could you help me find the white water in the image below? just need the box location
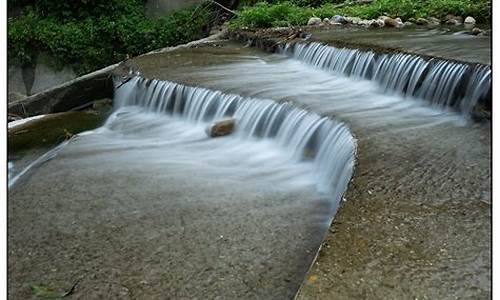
[281,42,491,116]
[114,76,356,203]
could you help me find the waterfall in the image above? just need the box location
[281,42,491,117]
[115,76,356,204]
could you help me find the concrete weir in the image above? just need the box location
[8,29,491,299]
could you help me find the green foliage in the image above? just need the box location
[230,0,491,28]
[8,1,212,75]
[230,2,309,28]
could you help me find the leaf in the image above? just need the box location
[31,284,67,299]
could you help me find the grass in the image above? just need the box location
[229,0,491,29]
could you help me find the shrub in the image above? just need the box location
[230,0,491,28]
[8,2,213,75]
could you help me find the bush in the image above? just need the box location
[230,0,491,28]
[8,1,213,75]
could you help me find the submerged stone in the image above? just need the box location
[206,118,236,137]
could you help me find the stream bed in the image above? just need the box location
[8,30,491,299]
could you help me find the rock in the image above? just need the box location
[368,20,378,28]
[8,113,22,123]
[416,18,429,25]
[471,27,483,35]
[376,19,385,27]
[445,14,463,24]
[446,19,460,25]
[92,98,113,111]
[206,118,236,138]
[395,17,402,23]
[427,17,441,25]
[307,17,322,26]
[368,20,380,28]
[332,15,347,24]
[464,16,476,24]
[384,17,402,28]
[445,14,455,20]
[345,16,361,24]
[408,17,416,23]
[403,21,415,27]
[323,18,330,24]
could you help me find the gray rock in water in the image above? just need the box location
[446,19,460,25]
[307,17,322,26]
[403,21,415,27]
[464,16,476,24]
[416,18,429,25]
[206,118,236,138]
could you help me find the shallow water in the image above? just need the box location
[8,78,355,299]
[311,26,491,64]
[8,36,491,299]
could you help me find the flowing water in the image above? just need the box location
[8,37,491,299]
[280,42,491,117]
[8,69,356,298]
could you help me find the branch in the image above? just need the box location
[207,0,240,16]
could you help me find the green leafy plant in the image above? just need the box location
[230,0,491,29]
[8,1,212,75]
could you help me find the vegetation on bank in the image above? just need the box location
[8,0,213,75]
[230,0,491,28]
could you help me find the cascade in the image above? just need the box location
[281,42,491,116]
[115,76,356,202]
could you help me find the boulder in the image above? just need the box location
[323,18,330,24]
[206,118,236,138]
[395,17,402,23]
[445,14,463,24]
[408,17,416,23]
[464,16,476,24]
[416,18,429,25]
[403,21,415,27]
[471,27,483,35]
[332,15,348,24]
[376,19,385,27]
[384,17,402,28]
[427,17,441,25]
[307,17,322,26]
[345,16,361,24]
